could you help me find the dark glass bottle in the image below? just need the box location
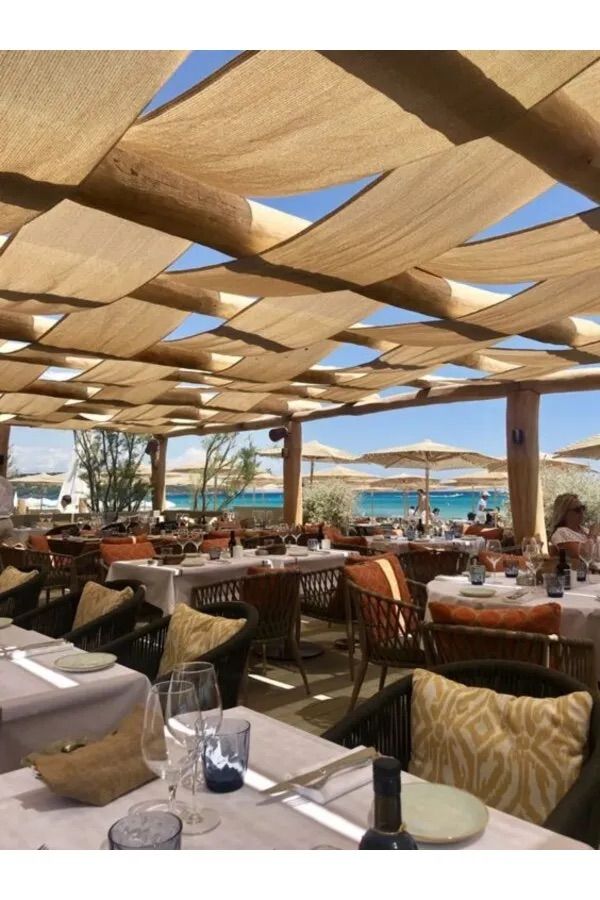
[317,523,325,549]
[359,758,418,850]
[228,529,236,558]
[556,548,572,590]
[417,519,425,536]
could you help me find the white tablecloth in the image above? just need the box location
[367,536,484,554]
[427,574,600,677]
[107,549,350,615]
[0,706,588,850]
[0,625,149,773]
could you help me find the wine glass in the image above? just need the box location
[485,539,503,581]
[129,682,193,816]
[578,539,595,582]
[522,538,543,585]
[169,662,222,834]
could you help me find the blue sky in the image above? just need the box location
[11,51,600,475]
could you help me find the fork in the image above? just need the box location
[37,844,48,850]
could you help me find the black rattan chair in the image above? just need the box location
[99,601,258,708]
[300,565,356,676]
[0,570,45,618]
[402,549,470,610]
[13,579,145,650]
[322,660,600,848]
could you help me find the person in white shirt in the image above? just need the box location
[0,457,15,542]
[475,491,489,523]
[415,489,431,520]
[550,493,598,557]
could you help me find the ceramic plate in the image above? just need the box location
[180,557,205,567]
[403,783,489,844]
[54,652,117,673]
[459,586,496,598]
[0,617,13,629]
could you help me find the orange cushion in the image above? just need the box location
[101,536,136,544]
[334,534,368,547]
[464,525,482,536]
[478,551,526,572]
[345,553,412,604]
[428,601,561,635]
[100,541,156,565]
[28,534,50,553]
[209,530,238,539]
[201,537,230,552]
[324,525,343,541]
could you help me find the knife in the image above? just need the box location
[0,639,70,656]
[262,747,377,795]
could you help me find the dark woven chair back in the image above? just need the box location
[192,577,243,609]
[423,623,597,692]
[70,550,103,592]
[0,570,45,618]
[349,581,423,667]
[182,541,200,553]
[46,524,80,536]
[241,570,300,643]
[300,565,345,621]
[0,545,28,569]
[403,548,469,582]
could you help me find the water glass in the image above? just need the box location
[504,558,519,578]
[469,564,486,585]
[108,812,182,849]
[208,547,222,560]
[307,538,319,551]
[203,719,251,793]
[543,573,565,598]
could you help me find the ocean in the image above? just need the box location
[19,488,507,520]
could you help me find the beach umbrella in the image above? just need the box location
[446,470,509,487]
[359,439,499,526]
[487,454,589,471]
[368,474,440,517]
[11,472,66,511]
[259,440,358,483]
[306,465,377,484]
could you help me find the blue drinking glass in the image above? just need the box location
[203,719,250,793]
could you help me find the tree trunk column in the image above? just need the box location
[283,421,303,525]
[0,424,10,477]
[150,435,168,513]
[506,391,547,550]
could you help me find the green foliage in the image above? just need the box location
[74,430,149,514]
[541,465,600,530]
[303,480,356,527]
[188,435,262,512]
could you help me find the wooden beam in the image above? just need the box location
[150,434,168,513]
[283,421,303,525]
[78,147,309,258]
[0,424,10,477]
[506,391,547,549]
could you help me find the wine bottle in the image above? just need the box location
[359,758,418,850]
[229,529,236,558]
[556,548,572,590]
[317,523,325,549]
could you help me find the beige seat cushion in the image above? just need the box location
[408,668,592,825]
[157,604,246,677]
[72,581,134,630]
[0,566,39,593]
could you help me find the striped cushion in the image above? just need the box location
[158,604,245,676]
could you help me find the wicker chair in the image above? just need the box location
[402,549,470,610]
[322,660,600,848]
[13,579,145,651]
[0,571,45,618]
[347,580,425,710]
[422,622,598,693]
[192,577,243,608]
[300,565,356,676]
[99,601,258,708]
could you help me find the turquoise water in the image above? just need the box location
[21,488,507,519]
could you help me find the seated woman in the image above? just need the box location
[549,493,598,558]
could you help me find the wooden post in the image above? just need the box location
[150,435,168,513]
[283,421,303,525]
[424,466,431,528]
[0,424,10,477]
[506,391,547,550]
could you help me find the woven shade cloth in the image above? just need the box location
[0,51,600,436]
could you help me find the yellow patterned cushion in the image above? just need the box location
[72,581,134,630]
[408,668,592,825]
[0,566,39,593]
[157,604,245,677]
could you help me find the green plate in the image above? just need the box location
[54,652,117,673]
[403,783,489,844]
[459,586,496,598]
[0,617,13,629]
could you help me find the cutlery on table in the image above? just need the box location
[262,747,378,795]
[0,639,70,657]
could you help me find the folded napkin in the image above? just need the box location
[292,763,372,804]
[25,705,156,806]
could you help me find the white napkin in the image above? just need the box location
[292,764,372,804]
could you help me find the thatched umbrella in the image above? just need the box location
[259,439,358,483]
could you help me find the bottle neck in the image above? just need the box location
[373,792,402,833]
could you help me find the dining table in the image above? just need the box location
[107,548,352,616]
[366,535,485,554]
[0,706,589,850]
[0,623,150,774]
[427,573,600,677]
